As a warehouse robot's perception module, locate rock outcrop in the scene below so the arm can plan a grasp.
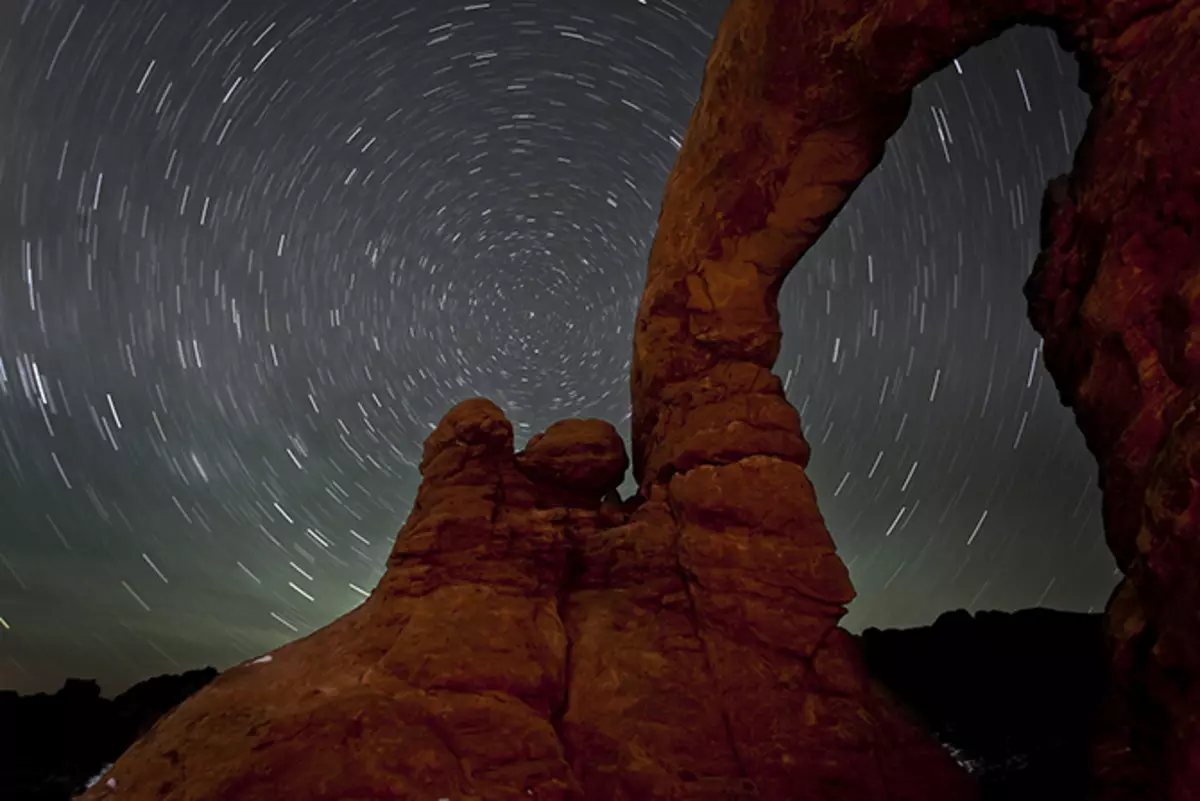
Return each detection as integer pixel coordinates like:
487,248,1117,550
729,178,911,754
628,0,1200,797
76,400,616,800
79,0,1200,799
77,398,969,801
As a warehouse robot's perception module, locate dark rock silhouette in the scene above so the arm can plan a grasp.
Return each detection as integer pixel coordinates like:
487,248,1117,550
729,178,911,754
859,609,1108,800
0,668,216,800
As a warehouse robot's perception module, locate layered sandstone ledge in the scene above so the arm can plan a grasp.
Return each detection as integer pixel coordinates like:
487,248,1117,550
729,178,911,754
82,0,1200,798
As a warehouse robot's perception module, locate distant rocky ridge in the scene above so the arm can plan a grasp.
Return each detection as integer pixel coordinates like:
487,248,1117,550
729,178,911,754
3,609,1105,801
0,668,217,801
859,608,1108,800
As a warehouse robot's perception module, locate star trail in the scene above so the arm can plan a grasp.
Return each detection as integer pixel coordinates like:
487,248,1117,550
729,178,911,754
0,0,1117,694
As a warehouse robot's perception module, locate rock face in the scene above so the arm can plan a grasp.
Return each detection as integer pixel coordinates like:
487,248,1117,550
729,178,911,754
79,0,1200,799
78,400,611,800
628,0,1200,797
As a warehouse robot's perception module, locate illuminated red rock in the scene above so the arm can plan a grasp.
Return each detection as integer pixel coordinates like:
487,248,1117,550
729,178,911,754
629,0,1200,797
81,0,1200,798
77,400,604,800
516,418,628,494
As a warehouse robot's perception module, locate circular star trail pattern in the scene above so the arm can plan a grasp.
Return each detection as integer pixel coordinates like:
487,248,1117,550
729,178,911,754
0,0,1116,694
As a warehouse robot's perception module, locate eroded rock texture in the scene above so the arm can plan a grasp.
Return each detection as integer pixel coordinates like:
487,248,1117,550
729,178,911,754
630,0,1200,798
81,400,628,800
81,0,1200,799
79,399,968,801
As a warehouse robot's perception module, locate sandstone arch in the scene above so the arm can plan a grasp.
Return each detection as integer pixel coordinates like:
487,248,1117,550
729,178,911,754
82,0,1198,799
631,0,1200,798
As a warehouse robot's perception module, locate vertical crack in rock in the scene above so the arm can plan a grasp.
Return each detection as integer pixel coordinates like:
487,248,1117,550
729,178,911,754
676,525,748,786
669,500,754,789
549,502,591,786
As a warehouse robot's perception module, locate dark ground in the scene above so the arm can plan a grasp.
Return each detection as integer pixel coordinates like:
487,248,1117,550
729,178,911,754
859,608,1108,800
0,668,218,800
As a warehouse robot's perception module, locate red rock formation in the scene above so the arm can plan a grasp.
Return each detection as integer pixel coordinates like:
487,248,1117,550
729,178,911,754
81,0,1200,799
630,0,1200,798
79,401,623,800
1024,8,1200,796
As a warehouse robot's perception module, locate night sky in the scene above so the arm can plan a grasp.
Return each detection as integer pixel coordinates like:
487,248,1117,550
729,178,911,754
0,0,1118,695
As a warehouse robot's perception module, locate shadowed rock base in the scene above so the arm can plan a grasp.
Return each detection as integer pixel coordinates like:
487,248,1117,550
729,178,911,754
5,611,1109,800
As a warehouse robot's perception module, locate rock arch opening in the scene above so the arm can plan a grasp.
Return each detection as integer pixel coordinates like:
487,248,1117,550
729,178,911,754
768,25,1112,632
